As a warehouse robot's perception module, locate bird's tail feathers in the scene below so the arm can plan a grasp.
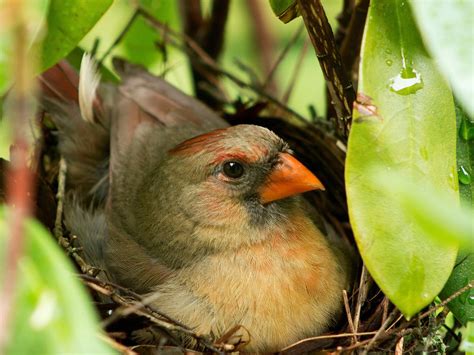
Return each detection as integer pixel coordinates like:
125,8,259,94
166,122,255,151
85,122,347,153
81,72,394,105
40,55,110,206
64,199,108,276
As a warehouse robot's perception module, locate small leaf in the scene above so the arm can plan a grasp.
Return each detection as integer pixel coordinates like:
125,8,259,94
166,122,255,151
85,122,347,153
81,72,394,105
0,207,114,354
38,0,113,71
410,0,474,118
346,0,458,317
268,0,300,23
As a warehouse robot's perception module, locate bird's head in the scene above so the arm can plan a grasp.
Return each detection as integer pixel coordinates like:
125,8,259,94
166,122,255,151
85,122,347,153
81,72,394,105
164,125,324,230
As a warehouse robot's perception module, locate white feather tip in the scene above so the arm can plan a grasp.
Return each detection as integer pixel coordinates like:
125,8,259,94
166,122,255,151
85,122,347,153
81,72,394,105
79,53,101,123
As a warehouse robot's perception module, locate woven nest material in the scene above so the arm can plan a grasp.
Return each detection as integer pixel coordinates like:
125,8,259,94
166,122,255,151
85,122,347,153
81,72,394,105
10,100,452,354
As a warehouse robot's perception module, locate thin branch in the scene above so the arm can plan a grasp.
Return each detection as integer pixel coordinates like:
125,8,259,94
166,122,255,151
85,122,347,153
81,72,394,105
52,158,98,276
137,6,314,125
245,0,278,95
339,282,474,352
82,277,223,353
297,0,355,136
179,0,230,108
394,336,404,355
362,308,399,354
334,0,355,47
353,265,368,333
53,157,66,241
281,331,378,352
342,289,357,344
98,333,138,355
416,280,474,322
281,39,309,105
339,0,370,86
263,25,304,93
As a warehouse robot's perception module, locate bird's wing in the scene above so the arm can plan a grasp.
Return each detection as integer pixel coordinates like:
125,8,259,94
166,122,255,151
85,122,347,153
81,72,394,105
109,58,228,163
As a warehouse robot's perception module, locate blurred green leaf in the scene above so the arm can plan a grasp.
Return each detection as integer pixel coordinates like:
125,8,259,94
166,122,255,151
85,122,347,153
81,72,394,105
269,0,300,23
372,170,473,324
38,0,113,71
346,0,458,317
410,0,474,118
0,207,114,354
0,0,49,95
461,321,474,353
372,171,472,247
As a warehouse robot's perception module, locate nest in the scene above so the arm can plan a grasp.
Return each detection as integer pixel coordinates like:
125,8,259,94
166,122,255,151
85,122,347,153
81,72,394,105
8,100,456,354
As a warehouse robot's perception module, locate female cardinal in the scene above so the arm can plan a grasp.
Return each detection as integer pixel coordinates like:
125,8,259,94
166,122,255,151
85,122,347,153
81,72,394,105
41,56,352,353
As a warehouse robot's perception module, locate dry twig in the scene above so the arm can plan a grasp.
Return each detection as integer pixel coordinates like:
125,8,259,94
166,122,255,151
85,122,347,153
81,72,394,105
297,0,355,136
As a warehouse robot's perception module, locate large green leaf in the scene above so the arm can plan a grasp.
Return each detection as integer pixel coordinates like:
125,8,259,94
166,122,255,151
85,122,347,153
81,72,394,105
410,0,474,118
346,0,458,317
0,207,114,354
38,0,112,71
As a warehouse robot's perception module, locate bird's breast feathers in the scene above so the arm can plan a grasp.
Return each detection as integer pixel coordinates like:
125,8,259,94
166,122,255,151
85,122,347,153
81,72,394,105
150,214,346,352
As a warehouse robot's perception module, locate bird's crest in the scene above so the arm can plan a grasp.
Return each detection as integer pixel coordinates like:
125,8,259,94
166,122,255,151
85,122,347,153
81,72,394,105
169,129,229,156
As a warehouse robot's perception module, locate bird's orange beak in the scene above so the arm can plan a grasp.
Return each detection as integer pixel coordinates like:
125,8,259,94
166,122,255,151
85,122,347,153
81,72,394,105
259,153,325,204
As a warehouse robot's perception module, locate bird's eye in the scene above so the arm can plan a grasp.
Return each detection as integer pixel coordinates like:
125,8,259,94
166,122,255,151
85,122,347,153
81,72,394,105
223,161,244,179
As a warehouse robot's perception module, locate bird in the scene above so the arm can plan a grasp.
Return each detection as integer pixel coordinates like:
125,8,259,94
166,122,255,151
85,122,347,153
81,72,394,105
40,56,353,353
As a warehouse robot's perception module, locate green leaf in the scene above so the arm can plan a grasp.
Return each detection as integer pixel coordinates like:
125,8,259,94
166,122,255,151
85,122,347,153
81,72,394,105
346,0,458,317
439,102,474,326
372,171,472,247
0,0,49,95
38,0,113,71
268,0,300,23
440,250,474,325
410,0,474,118
456,103,474,208
0,207,114,354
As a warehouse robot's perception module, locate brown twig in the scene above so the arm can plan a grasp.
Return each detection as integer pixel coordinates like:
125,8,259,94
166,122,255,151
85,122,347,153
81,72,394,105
52,158,98,276
138,6,314,125
98,333,138,355
245,0,278,95
416,280,474,322
353,265,368,334
339,0,370,87
342,289,357,344
297,0,355,136
363,308,399,354
81,276,223,353
339,282,474,352
280,331,377,352
0,1,37,351
334,0,355,47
